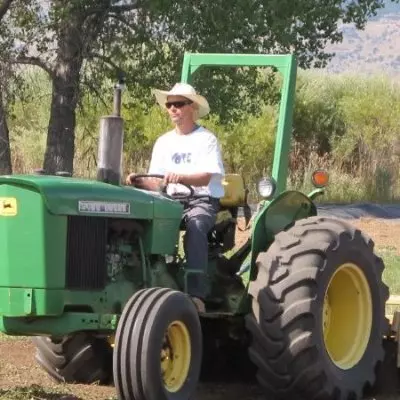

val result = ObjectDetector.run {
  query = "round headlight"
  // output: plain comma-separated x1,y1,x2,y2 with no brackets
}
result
257,177,276,199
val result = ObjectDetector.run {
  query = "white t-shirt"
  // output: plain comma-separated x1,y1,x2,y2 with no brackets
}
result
148,126,225,198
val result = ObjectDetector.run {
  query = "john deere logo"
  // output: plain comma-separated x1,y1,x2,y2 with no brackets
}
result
0,197,17,216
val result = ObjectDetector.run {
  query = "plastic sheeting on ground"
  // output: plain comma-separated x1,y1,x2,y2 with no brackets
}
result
244,203,400,221
316,203,400,220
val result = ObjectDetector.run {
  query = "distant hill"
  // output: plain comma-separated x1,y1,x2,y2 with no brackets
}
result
323,1,400,75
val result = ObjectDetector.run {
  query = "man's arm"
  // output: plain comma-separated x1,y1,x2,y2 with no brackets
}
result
126,172,165,191
164,172,212,186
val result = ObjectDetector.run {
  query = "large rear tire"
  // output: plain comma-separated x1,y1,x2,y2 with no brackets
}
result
32,332,112,384
113,287,202,400
246,216,389,400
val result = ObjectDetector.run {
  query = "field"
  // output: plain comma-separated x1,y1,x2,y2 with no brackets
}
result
0,217,399,400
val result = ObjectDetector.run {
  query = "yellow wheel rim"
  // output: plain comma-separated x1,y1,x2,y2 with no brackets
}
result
323,263,372,369
161,320,191,392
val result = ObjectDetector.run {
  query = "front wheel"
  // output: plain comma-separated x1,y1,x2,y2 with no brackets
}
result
113,287,203,400
246,216,389,400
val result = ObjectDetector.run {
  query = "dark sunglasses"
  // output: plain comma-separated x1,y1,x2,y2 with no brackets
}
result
165,100,193,109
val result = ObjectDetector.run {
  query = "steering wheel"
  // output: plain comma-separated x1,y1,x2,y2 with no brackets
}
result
129,174,195,200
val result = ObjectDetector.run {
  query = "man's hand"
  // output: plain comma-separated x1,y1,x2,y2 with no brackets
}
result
125,172,137,185
126,172,163,191
125,173,146,188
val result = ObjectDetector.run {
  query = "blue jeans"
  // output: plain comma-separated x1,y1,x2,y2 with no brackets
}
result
182,196,220,299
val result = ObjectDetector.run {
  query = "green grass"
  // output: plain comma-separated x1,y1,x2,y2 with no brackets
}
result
6,68,400,205
0,333,28,341
379,246,400,294
376,246,400,321
0,385,78,400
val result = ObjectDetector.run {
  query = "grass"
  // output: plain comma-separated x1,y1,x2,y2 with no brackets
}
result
5,69,400,205
380,246,400,294
379,246,400,322
0,385,79,400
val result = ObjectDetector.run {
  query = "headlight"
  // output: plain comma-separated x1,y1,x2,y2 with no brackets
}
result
257,177,276,199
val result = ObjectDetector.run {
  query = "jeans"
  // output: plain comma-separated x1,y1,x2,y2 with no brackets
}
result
182,196,220,299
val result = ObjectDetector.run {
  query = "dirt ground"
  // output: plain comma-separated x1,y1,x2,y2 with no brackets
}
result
0,217,399,400
234,216,400,252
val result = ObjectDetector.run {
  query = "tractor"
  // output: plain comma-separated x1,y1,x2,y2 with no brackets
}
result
0,53,389,400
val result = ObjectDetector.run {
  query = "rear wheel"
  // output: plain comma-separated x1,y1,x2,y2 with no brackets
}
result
113,287,202,400
32,332,112,384
246,216,389,400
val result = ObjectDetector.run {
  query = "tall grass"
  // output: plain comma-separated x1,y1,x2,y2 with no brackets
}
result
6,68,400,204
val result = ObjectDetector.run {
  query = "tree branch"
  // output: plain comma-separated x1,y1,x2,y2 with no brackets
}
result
88,52,124,74
110,1,139,13
0,0,13,20
13,56,54,77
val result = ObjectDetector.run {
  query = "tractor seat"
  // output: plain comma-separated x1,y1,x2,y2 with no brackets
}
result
208,174,248,252
213,173,247,233
179,174,247,231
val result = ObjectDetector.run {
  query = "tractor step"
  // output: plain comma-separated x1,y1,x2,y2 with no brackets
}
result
200,311,236,319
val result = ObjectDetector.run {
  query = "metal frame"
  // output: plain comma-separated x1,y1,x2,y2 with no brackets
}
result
180,52,297,194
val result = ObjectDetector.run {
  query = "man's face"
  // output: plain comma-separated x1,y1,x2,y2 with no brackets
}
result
165,95,196,124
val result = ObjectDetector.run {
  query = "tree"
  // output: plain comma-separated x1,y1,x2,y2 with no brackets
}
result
8,0,390,174
0,0,15,174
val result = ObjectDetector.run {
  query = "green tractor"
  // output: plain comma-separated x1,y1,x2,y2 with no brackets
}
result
0,53,389,400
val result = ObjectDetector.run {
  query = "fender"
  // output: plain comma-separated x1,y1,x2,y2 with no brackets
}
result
249,190,317,280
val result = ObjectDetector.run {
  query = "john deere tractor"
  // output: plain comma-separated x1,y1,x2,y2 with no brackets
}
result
0,53,389,400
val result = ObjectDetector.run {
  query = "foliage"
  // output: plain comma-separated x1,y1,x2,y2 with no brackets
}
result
1,0,395,174
7,67,400,204
98,0,392,123
0,0,17,174
4,0,392,122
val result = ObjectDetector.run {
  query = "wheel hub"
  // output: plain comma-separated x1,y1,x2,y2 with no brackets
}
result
161,320,191,392
323,263,372,370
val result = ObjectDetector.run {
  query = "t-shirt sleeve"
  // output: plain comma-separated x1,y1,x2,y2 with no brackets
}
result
148,138,166,174
202,135,225,176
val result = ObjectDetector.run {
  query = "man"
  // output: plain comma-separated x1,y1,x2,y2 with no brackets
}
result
126,82,225,311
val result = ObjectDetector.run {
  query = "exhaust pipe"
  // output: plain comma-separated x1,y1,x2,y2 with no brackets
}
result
96,77,126,185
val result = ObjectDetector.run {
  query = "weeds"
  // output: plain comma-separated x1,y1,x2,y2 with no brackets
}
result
0,385,78,400
5,69,400,204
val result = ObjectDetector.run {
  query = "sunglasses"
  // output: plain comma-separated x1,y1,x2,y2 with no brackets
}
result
165,100,193,109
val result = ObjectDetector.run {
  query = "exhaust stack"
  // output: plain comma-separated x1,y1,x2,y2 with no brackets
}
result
96,78,126,185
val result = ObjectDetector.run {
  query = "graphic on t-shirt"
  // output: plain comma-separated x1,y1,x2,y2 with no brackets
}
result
172,152,192,164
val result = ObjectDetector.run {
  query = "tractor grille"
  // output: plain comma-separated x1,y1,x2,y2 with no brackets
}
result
65,216,107,290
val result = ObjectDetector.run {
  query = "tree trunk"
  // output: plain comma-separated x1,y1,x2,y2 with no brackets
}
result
43,18,84,175
43,64,81,174
0,95,12,175
42,6,110,175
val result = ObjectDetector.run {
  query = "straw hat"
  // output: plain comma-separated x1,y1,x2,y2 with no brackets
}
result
153,82,210,119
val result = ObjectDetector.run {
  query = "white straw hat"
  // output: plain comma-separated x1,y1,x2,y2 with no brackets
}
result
152,82,210,119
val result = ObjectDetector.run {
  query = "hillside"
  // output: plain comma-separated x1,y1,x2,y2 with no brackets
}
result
324,1,400,75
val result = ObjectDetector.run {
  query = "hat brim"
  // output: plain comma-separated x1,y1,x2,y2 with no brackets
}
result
153,89,210,119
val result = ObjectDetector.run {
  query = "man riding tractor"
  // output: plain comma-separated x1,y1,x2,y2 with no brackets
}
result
126,82,225,313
